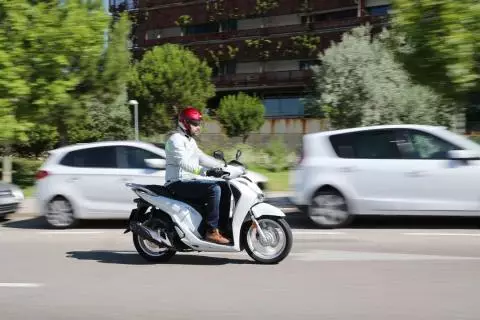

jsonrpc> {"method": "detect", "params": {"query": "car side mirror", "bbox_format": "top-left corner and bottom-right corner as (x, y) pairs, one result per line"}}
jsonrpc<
(447, 150), (480, 161)
(144, 158), (166, 169)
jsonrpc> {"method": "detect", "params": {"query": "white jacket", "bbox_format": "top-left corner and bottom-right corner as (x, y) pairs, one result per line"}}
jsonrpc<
(164, 129), (219, 184)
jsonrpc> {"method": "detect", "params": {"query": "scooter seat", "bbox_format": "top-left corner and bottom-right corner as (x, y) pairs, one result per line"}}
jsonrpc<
(143, 185), (206, 208)
(143, 185), (173, 198)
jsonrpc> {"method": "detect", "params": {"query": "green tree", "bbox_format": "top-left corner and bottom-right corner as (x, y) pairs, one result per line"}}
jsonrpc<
(70, 88), (133, 143)
(128, 44), (215, 135)
(0, 0), (115, 146)
(392, 0), (480, 101)
(1, 1), (132, 147)
(69, 13), (133, 143)
(217, 93), (265, 143)
(11, 124), (58, 158)
(0, 0), (32, 145)
(307, 25), (455, 129)
(98, 13), (132, 106)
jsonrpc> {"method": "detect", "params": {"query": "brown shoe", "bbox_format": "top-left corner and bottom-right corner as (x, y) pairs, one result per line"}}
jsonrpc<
(205, 229), (230, 245)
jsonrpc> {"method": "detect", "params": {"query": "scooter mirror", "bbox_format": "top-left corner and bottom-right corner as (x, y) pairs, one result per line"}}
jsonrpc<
(213, 150), (227, 167)
(236, 150), (242, 160)
(213, 150), (225, 161)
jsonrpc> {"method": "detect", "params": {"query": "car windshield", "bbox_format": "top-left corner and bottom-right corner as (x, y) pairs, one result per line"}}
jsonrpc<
(433, 127), (480, 151)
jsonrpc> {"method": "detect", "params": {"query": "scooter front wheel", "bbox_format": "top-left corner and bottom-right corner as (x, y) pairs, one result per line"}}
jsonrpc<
(244, 217), (292, 264)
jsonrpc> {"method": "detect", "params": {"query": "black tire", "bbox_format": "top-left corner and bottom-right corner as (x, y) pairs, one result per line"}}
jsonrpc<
(308, 189), (354, 229)
(243, 217), (292, 264)
(133, 234), (176, 263)
(45, 196), (78, 229)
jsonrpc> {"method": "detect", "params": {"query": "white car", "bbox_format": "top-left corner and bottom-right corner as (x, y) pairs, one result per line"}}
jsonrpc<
(35, 141), (268, 228)
(0, 182), (24, 219)
(290, 124), (480, 228)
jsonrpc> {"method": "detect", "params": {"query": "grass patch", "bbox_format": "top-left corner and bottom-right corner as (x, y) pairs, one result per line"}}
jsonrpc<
(249, 166), (290, 192)
(22, 185), (36, 198)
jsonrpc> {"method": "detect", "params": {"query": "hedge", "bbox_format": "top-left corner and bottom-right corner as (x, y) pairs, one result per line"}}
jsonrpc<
(0, 158), (44, 188)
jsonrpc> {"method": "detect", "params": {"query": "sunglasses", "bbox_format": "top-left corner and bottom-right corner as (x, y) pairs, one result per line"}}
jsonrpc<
(188, 120), (202, 127)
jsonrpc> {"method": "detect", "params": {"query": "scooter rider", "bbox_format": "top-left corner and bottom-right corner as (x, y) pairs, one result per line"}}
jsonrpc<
(164, 106), (231, 245)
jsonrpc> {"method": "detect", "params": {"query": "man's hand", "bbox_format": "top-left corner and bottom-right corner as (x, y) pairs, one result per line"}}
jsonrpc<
(206, 167), (227, 177)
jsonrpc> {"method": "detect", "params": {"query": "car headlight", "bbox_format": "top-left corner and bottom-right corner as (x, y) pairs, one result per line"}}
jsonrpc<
(11, 188), (24, 201)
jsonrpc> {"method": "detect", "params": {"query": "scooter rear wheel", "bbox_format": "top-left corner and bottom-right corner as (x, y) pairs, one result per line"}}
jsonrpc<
(244, 217), (292, 264)
(133, 234), (176, 263)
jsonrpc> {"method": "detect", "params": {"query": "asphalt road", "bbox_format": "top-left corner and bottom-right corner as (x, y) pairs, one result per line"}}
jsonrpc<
(1, 212), (480, 320)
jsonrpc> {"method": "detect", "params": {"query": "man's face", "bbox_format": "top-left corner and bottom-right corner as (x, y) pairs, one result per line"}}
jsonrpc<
(189, 120), (201, 137)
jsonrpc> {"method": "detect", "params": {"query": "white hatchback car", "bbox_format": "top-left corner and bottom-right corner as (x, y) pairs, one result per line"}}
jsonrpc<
(35, 141), (268, 228)
(290, 124), (480, 228)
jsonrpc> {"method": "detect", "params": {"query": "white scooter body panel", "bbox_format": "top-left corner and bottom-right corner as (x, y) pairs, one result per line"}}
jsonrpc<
(229, 178), (259, 247)
(250, 202), (285, 218)
(139, 193), (203, 237)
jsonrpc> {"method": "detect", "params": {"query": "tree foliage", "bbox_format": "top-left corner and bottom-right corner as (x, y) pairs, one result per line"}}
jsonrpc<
(128, 44), (215, 135)
(306, 25), (455, 129)
(0, 0), (32, 146)
(217, 92), (265, 142)
(0, 1), (133, 149)
(392, 0), (480, 100)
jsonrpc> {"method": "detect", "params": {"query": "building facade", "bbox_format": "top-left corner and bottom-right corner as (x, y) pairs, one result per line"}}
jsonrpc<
(109, 0), (390, 119)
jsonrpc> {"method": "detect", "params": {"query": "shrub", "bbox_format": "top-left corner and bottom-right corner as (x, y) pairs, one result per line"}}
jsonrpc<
(0, 157), (43, 188)
(262, 138), (296, 172)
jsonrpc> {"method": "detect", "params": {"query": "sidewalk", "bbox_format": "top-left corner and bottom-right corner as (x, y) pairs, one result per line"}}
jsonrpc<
(16, 192), (295, 217)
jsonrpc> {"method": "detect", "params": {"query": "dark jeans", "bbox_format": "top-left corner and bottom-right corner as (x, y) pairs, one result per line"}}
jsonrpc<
(167, 179), (230, 230)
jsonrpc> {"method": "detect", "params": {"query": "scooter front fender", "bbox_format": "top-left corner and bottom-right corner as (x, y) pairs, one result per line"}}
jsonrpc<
(250, 202), (285, 219)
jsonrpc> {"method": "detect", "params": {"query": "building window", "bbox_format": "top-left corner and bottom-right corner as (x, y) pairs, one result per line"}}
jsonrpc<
(303, 9), (357, 24)
(212, 61), (236, 76)
(220, 20), (237, 32)
(263, 97), (305, 117)
(186, 22), (219, 35)
(185, 20), (237, 35)
(299, 60), (320, 70)
(367, 5), (391, 16)
(109, 0), (134, 9)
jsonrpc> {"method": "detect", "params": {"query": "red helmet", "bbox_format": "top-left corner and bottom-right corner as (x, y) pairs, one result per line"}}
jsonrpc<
(178, 106), (203, 135)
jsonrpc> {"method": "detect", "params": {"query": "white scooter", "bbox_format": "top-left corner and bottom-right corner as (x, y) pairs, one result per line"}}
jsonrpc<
(124, 150), (292, 264)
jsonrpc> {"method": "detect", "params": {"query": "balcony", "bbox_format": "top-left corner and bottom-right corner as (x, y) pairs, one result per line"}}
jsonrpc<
(110, 0), (200, 11)
(141, 16), (385, 47)
(213, 70), (313, 91)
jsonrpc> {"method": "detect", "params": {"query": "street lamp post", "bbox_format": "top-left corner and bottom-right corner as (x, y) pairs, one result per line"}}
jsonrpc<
(128, 100), (139, 141)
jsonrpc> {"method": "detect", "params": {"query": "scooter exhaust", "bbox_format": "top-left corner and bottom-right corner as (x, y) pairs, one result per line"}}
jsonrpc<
(130, 222), (172, 248)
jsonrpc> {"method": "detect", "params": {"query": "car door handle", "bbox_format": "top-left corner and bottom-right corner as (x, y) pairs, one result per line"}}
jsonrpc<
(406, 170), (426, 177)
(120, 178), (132, 182)
(66, 177), (79, 183)
(340, 166), (358, 173)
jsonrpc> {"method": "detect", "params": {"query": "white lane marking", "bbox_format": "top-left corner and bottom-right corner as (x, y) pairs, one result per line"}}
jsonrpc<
(292, 230), (345, 235)
(403, 232), (480, 237)
(38, 231), (105, 235)
(292, 250), (480, 262)
(0, 283), (43, 288)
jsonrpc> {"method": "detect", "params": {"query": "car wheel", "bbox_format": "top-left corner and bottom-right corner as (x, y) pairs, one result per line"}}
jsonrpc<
(45, 196), (77, 229)
(308, 189), (353, 228)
